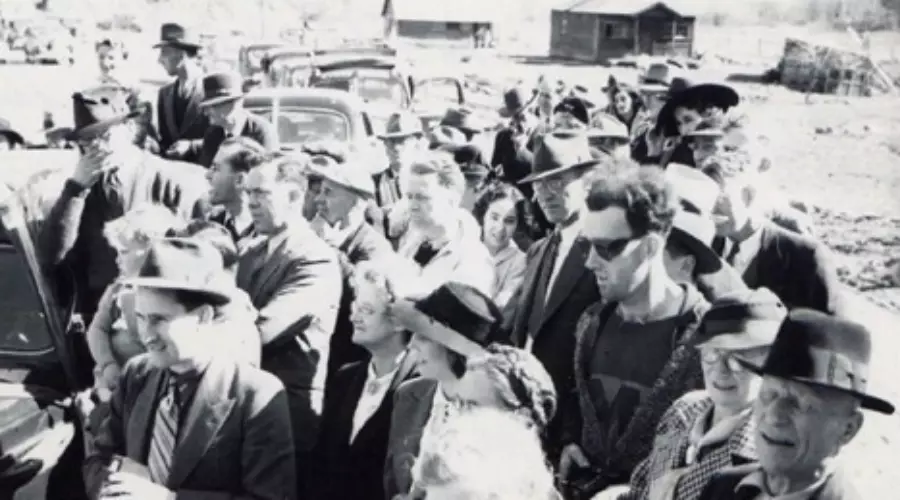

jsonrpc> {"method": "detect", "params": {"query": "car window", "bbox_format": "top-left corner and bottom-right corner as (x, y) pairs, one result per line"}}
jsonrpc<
(250, 107), (350, 145)
(0, 243), (53, 353)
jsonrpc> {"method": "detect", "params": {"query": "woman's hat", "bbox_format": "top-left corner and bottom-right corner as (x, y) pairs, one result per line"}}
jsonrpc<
(664, 163), (723, 274)
(127, 238), (234, 306)
(518, 130), (598, 184)
(553, 97), (590, 126)
(67, 88), (144, 141)
(379, 111), (424, 140)
(393, 282), (501, 357)
(200, 71), (246, 108)
(499, 86), (538, 118)
(153, 22), (202, 50)
(656, 80), (740, 137)
(307, 158), (376, 198)
(738, 309), (894, 415)
(694, 288), (787, 350)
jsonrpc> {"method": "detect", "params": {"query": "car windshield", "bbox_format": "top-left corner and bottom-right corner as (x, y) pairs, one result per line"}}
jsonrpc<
(317, 69), (405, 108)
(0, 241), (53, 353)
(246, 47), (276, 71)
(250, 107), (350, 145)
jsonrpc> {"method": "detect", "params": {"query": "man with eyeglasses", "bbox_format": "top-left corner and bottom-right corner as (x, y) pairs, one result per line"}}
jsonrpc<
(557, 165), (709, 499)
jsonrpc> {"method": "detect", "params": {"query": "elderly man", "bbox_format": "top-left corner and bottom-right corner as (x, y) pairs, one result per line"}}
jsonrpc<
(235, 154), (342, 494)
(558, 165), (709, 498)
(506, 131), (601, 459)
(205, 137), (270, 245)
(699, 309), (894, 499)
(153, 22), (210, 162)
(41, 87), (208, 329)
(197, 71), (277, 167)
(373, 110), (427, 209)
(83, 238), (296, 500)
(307, 155), (394, 383)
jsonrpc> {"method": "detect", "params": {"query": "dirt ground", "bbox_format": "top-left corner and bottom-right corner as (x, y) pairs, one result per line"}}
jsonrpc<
(0, 34), (898, 494)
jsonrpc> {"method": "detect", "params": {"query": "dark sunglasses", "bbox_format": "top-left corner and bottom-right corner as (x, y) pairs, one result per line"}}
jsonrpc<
(589, 236), (638, 261)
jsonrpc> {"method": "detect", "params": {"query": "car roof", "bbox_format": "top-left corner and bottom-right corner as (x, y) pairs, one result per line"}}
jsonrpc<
(244, 87), (368, 111)
(314, 55), (399, 73)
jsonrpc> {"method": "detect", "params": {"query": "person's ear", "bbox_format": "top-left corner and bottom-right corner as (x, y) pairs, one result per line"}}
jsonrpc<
(196, 303), (215, 324)
(838, 410), (864, 448)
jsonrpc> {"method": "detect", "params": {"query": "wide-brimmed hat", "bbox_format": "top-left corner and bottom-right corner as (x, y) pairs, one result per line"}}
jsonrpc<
(379, 111), (424, 140)
(588, 112), (630, 142)
(442, 143), (489, 180)
(553, 97), (590, 126)
(518, 130), (599, 184)
(307, 156), (375, 198)
(66, 88), (144, 141)
(657, 80), (740, 137)
(200, 71), (246, 108)
(684, 120), (726, 141)
(568, 84), (597, 108)
(153, 22), (202, 50)
(694, 288), (786, 350)
(439, 107), (486, 135)
(0, 117), (24, 146)
(499, 86), (538, 118)
(639, 62), (679, 93)
(428, 125), (466, 150)
(127, 238), (234, 306)
(738, 309), (894, 415)
(665, 163), (723, 274)
(393, 282), (501, 357)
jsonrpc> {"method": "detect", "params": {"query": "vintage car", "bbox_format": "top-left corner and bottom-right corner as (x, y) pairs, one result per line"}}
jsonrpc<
(264, 50), (317, 88)
(243, 87), (388, 169)
(237, 41), (284, 78)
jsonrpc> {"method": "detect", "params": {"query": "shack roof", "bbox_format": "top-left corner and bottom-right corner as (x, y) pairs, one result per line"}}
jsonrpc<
(557, 0), (695, 18)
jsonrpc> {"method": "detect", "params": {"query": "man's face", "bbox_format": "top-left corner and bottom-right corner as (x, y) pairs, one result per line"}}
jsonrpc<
(689, 136), (723, 166)
(206, 147), (241, 205)
(244, 165), (296, 234)
(532, 170), (587, 225)
(663, 240), (696, 283)
(315, 178), (359, 225)
(157, 45), (184, 76)
(134, 287), (211, 370)
(712, 177), (752, 236)
(96, 44), (119, 75)
(384, 134), (421, 168)
(753, 377), (863, 477)
(642, 91), (668, 115)
(76, 123), (133, 158)
(583, 206), (655, 302)
(204, 99), (241, 129)
(404, 173), (455, 231)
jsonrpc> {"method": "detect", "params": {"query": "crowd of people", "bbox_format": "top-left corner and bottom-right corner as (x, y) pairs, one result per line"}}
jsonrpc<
(22, 19), (892, 500)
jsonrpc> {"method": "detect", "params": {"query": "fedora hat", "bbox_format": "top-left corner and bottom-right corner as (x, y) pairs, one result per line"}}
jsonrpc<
(439, 107), (485, 135)
(639, 62), (680, 93)
(153, 22), (202, 50)
(379, 111), (424, 140)
(665, 163), (724, 274)
(553, 97), (590, 126)
(0, 117), (24, 146)
(66, 88), (144, 141)
(200, 71), (245, 108)
(657, 80), (740, 137)
(499, 86), (538, 118)
(694, 287), (786, 351)
(588, 112), (630, 142)
(307, 157), (375, 198)
(738, 309), (894, 415)
(393, 281), (501, 357)
(442, 143), (489, 180)
(127, 237), (234, 306)
(519, 130), (598, 184)
(428, 125), (466, 150)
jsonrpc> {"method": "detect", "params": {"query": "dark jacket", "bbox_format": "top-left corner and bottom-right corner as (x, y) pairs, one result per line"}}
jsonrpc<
(157, 77), (210, 163)
(312, 354), (418, 500)
(491, 126), (540, 198)
(83, 355), (297, 500)
(383, 378), (439, 500)
(39, 152), (209, 323)
(197, 112), (278, 168)
(698, 464), (861, 500)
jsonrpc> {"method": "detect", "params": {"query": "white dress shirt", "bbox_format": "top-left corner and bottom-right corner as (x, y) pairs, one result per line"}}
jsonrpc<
(724, 226), (764, 276)
(349, 353), (405, 443)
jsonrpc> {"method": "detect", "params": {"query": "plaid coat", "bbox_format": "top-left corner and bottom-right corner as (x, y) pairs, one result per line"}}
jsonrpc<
(619, 391), (757, 500)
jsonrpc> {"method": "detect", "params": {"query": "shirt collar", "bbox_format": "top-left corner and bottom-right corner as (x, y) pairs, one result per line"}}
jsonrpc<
(366, 350), (407, 383)
(736, 467), (834, 499)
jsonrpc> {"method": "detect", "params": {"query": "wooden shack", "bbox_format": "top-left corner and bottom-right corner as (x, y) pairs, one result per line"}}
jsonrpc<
(779, 37), (893, 96)
(550, 0), (695, 63)
(381, 0), (495, 43)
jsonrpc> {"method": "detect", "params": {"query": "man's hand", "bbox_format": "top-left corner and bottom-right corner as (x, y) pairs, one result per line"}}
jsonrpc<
(165, 139), (193, 159)
(71, 148), (112, 188)
(558, 443), (591, 480)
(99, 472), (174, 499)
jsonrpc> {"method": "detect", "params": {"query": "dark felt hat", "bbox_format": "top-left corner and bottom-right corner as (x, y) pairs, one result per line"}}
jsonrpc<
(442, 143), (489, 180)
(439, 107), (485, 134)
(739, 309), (894, 415)
(694, 287), (787, 350)
(127, 238), (234, 306)
(428, 125), (466, 150)
(67, 88), (143, 141)
(0, 117), (24, 146)
(519, 130), (598, 184)
(499, 86), (538, 118)
(200, 71), (246, 107)
(553, 97), (590, 126)
(153, 22), (202, 50)
(379, 110), (424, 140)
(657, 80), (740, 138)
(394, 282), (501, 357)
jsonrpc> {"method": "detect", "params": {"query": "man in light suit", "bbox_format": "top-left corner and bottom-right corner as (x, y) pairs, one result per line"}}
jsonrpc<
(83, 237), (296, 500)
(153, 22), (210, 163)
(235, 154), (343, 495)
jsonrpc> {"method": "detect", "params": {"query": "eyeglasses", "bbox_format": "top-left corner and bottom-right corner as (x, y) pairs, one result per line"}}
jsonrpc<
(589, 236), (638, 261)
(700, 349), (746, 372)
(533, 175), (567, 193)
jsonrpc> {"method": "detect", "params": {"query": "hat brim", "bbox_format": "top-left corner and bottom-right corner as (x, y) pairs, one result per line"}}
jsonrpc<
(153, 40), (202, 50)
(199, 93), (244, 108)
(638, 83), (670, 94)
(737, 358), (896, 415)
(670, 226), (722, 274)
(378, 130), (424, 140)
(694, 322), (780, 350)
(65, 108), (142, 141)
(518, 159), (599, 185)
(0, 129), (25, 145)
(392, 299), (487, 358)
(308, 164), (375, 198)
(657, 84), (740, 138)
(127, 277), (233, 306)
(685, 130), (725, 140)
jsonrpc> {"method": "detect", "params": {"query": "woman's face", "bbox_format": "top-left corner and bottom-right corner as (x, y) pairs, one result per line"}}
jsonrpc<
(700, 346), (768, 413)
(482, 197), (518, 250)
(674, 107), (703, 136)
(114, 237), (150, 277)
(409, 335), (454, 380)
(350, 280), (395, 348)
(613, 91), (632, 116)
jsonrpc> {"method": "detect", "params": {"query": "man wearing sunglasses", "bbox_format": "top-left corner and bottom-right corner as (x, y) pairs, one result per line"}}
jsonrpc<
(558, 165), (710, 499)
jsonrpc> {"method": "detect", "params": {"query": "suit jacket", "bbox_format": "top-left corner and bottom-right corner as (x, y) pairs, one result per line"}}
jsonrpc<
(197, 112), (279, 168)
(312, 353), (419, 500)
(236, 223), (343, 452)
(506, 235), (600, 456)
(40, 152), (210, 323)
(326, 222), (395, 385)
(744, 223), (845, 316)
(157, 77), (210, 163)
(383, 378), (439, 500)
(83, 355), (297, 500)
(492, 243), (527, 310)
(698, 464), (861, 500)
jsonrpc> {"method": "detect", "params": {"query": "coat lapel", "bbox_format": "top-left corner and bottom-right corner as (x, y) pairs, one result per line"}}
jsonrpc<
(168, 360), (237, 488)
(352, 351), (418, 449)
(125, 368), (165, 463)
(162, 83), (179, 140)
(250, 229), (292, 299)
(539, 237), (590, 331)
(178, 79), (205, 137)
(512, 238), (551, 344)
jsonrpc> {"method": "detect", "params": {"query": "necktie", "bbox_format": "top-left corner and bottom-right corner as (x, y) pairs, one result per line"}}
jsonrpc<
(725, 240), (741, 265)
(711, 236), (726, 257)
(147, 377), (180, 485)
(528, 230), (562, 334)
(413, 241), (439, 267)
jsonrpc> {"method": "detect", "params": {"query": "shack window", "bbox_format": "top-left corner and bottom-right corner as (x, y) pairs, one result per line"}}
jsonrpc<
(561, 18), (568, 35)
(603, 21), (630, 40)
(674, 22), (691, 38)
